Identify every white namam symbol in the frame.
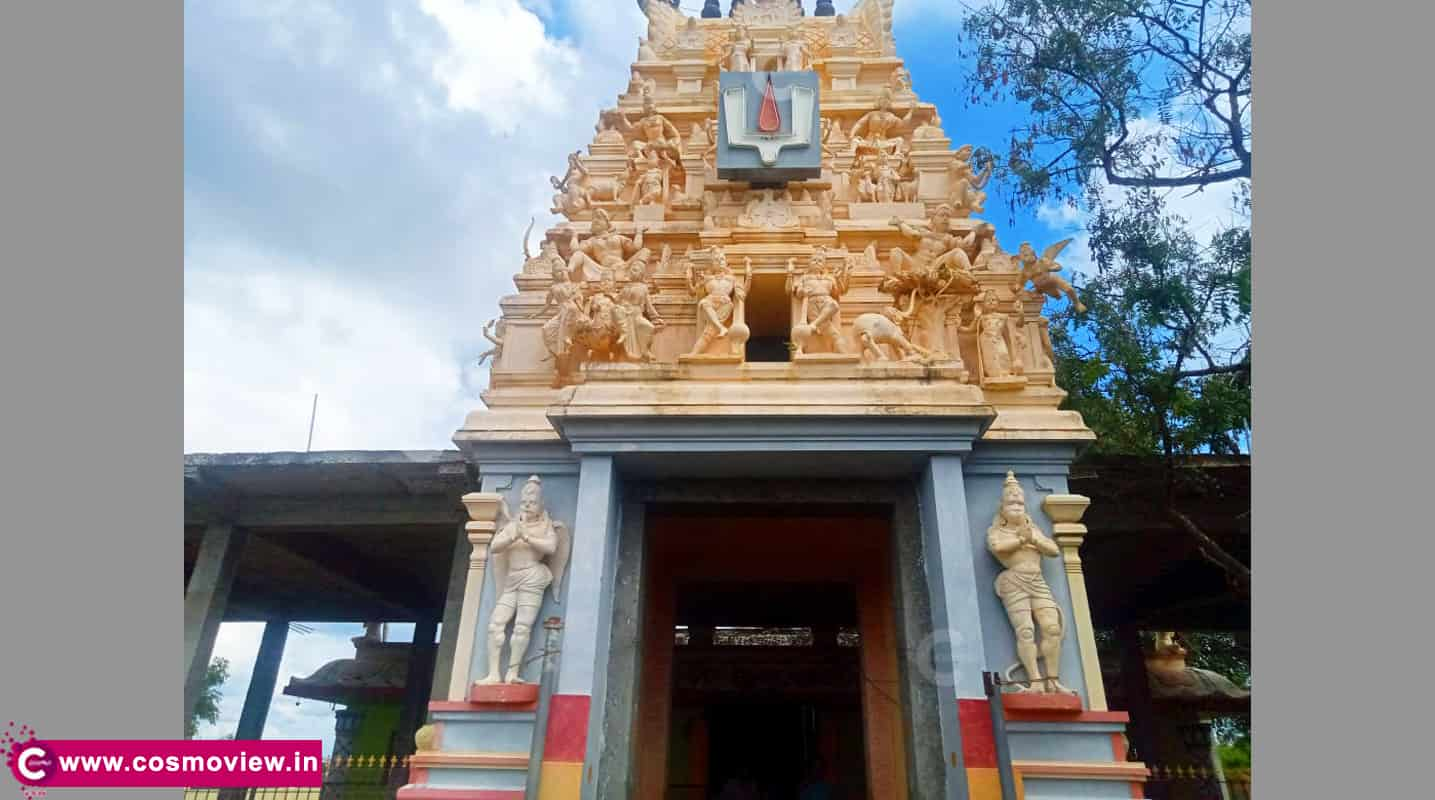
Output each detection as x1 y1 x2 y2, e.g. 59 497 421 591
722 83 815 166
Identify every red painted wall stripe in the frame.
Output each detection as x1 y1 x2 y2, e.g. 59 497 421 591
543 694 591 763
957 699 997 768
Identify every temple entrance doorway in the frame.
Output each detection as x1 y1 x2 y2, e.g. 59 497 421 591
634 506 909 800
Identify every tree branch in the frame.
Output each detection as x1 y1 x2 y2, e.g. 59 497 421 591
1168 507 1251 597
1174 362 1249 379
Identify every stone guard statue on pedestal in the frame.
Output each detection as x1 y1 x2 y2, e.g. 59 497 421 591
479 476 571 685
988 471 1074 695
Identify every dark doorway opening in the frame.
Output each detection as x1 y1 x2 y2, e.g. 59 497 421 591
665 581 867 800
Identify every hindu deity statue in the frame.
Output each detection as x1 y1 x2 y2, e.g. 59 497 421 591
987 471 1071 694
479 476 570 685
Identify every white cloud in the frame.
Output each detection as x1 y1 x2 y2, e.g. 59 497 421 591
185 242 473 453
418 0 583 134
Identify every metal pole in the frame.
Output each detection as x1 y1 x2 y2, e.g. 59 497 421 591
305 393 318 452
984 671 1019 800
525 617 564 800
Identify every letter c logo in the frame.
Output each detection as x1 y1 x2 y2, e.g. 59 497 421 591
17 746 51 781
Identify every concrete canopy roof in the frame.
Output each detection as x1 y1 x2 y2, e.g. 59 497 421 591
184 451 471 624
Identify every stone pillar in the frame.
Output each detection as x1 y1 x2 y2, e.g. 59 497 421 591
554 455 620 800
234 620 288 740
397 620 439 754
1042 493 1108 710
321 708 364 800
917 455 988 800
430 524 470 700
183 522 247 736
1117 626 1160 771
446 494 502 700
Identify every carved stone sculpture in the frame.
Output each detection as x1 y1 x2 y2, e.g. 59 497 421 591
787 247 851 355
890 65 912 95
732 0 804 26
687 247 751 358
567 209 645 284
850 88 916 156
727 30 754 71
521 218 567 277
540 268 589 387
629 143 670 207
912 112 944 140
552 152 626 218
987 471 1072 694
476 319 505 367
614 250 665 361
1016 239 1085 313
949 144 993 217
616 89 685 182
829 14 859 47
852 294 933 363
677 17 704 50
738 189 798 229
964 290 1025 384
479 476 571 685
887 205 984 279
780 25 809 70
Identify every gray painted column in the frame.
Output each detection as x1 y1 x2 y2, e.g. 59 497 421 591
430 524 470 700
184 522 247 736
397 619 439 754
558 456 621 800
234 620 288 740
918 455 985 799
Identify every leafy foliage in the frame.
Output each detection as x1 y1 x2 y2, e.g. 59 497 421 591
959 0 1251 207
186 656 230 739
1051 188 1250 458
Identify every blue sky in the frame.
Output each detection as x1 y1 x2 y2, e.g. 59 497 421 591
184 0 1246 749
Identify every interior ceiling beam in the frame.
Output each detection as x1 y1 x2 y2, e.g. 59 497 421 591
235 535 426 620
255 530 441 612
186 493 465 528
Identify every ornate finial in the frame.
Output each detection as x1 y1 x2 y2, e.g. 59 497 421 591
1002 471 1023 499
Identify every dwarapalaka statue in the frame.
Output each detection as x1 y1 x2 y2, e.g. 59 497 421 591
987 471 1072 694
480 476 571 685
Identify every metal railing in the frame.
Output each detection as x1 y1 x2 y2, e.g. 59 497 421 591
1143 763 1251 800
183 754 410 800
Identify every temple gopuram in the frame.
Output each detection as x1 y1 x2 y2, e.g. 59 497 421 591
419 0 1133 797
182 2 1255 799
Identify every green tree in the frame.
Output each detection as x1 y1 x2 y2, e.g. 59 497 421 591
959 0 1251 597
186 656 230 739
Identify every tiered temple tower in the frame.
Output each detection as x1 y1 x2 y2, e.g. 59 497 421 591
403 2 1146 799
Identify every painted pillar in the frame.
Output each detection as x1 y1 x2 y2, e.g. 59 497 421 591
183 522 247 736
1042 493 1108 710
543 455 619 800
917 455 986 800
234 620 288 740
430 523 471 701
448 494 502 700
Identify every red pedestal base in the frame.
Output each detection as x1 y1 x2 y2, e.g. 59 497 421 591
468 682 540 706
1001 691 1084 713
